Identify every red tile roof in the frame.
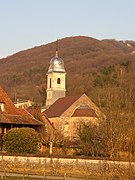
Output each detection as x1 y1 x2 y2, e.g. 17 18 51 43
0 87 42 126
27 107 55 128
0 114 42 125
44 95 82 118
0 87 24 115
71 108 97 117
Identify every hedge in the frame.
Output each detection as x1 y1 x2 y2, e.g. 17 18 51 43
2 127 41 154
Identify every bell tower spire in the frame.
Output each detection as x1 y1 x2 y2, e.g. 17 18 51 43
46 42 66 107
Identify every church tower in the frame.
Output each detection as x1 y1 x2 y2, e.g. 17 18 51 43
46 49 66 106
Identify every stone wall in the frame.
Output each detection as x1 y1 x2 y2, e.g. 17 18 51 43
0 155 135 178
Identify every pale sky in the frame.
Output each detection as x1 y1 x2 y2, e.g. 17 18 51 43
0 0 134 58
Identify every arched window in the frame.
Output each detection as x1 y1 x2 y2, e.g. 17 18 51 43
57 78 61 84
50 78 51 88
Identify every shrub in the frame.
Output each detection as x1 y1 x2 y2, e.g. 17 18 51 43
2 127 41 154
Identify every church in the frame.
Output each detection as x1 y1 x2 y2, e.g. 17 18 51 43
43 49 105 141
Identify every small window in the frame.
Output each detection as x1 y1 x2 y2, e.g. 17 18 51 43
50 78 51 88
57 78 61 84
0 103 5 112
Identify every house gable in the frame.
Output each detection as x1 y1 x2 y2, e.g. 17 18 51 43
61 94 104 120
0 87 42 126
44 95 82 118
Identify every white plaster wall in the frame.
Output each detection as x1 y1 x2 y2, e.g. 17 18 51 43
0 155 135 171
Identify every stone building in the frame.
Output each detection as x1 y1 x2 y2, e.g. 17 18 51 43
14 99 34 109
44 94 104 141
43 50 105 141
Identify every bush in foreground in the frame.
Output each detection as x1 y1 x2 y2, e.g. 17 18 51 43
2 127 41 154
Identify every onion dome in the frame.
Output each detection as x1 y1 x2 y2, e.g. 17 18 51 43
48 50 65 73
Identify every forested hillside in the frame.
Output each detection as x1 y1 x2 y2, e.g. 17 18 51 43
0 36 135 107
